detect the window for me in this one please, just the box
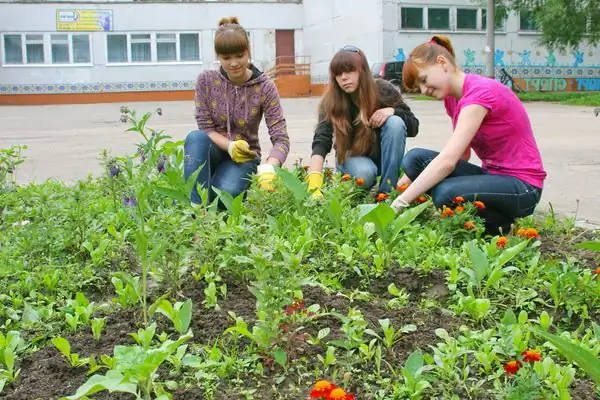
[3,34,23,64]
[428,8,450,30]
[25,34,44,64]
[106,33,201,64]
[482,9,506,31]
[72,34,91,63]
[520,10,538,31]
[51,34,69,63]
[107,35,127,62]
[457,8,478,30]
[131,34,151,62]
[157,33,176,62]
[401,7,424,29]
[2,33,90,65]
[180,33,200,61]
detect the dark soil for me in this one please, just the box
[3,259,598,399]
[540,228,599,270]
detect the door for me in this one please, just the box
[275,30,295,75]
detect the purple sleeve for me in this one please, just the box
[194,72,216,132]
[261,79,290,164]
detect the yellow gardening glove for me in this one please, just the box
[228,140,258,163]
[306,171,324,198]
[257,164,276,192]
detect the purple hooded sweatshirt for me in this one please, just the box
[194,64,290,165]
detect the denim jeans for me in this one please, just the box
[401,148,542,234]
[183,130,260,206]
[338,115,408,193]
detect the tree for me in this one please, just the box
[487,0,600,50]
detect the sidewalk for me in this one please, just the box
[1,98,598,225]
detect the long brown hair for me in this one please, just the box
[402,35,456,91]
[319,46,378,164]
[214,16,250,56]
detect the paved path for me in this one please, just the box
[1,98,598,225]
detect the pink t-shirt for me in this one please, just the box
[444,73,546,188]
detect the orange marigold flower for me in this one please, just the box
[376,192,389,202]
[397,183,409,192]
[454,205,465,213]
[464,221,476,230]
[328,387,355,400]
[355,178,365,186]
[441,206,454,218]
[521,349,542,363]
[310,380,335,398]
[342,174,351,181]
[516,228,526,237]
[416,195,427,204]
[504,360,522,375]
[525,228,539,239]
[497,236,508,248]
[303,165,310,171]
[473,200,485,210]
[453,196,465,203]
[595,267,600,275]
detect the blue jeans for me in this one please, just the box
[401,148,542,234]
[183,130,260,206]
[338,115,408,193]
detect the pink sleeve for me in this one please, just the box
[460,85,496,111]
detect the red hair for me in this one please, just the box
[402,35,456,91]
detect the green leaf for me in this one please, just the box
[273,348,287,368]
[277,168,308,203]
[51,337,71,357]
[154,186,189,204]
[575,241,600,252]
[466,241,489,286]
[389,200,431,242]
[530,326,600,385]
[495,239,529,268]
[403,350,424,378]
[63,370,137,399]
[177,299,192,335]
[358,203,396,240]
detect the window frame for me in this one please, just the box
[1,32,93,67]
[105,32,203,66]
[398,5,506,32]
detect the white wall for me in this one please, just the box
[0,2,303,85]
[302,0,383,82]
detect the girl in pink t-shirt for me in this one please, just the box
[391,35,547,235]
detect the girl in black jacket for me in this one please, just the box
[306,45,420,198]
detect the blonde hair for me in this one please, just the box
[402,35,456,91]
[215,16,250,56]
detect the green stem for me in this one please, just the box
[136,201,148,327]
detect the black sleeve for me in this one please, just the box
[393,102,420,138]
[311,112,334,157]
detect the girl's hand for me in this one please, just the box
[369,107,394,128]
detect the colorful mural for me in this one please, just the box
[462,46,600,92]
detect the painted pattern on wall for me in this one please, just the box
[460,46,600,92]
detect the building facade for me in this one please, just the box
[1,0,599,104]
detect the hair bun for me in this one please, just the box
[430,35,455,57]
[218,16,240,27]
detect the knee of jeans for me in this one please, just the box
[184,130,210,149]
[431,183,458,208]
[401,148,426,178]
[342,159,378,187]
[382,116,408,138]
[213,178,249,199]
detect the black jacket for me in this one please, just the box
[311,79,419,159]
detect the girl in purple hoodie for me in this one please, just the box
[184,16,290,206]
